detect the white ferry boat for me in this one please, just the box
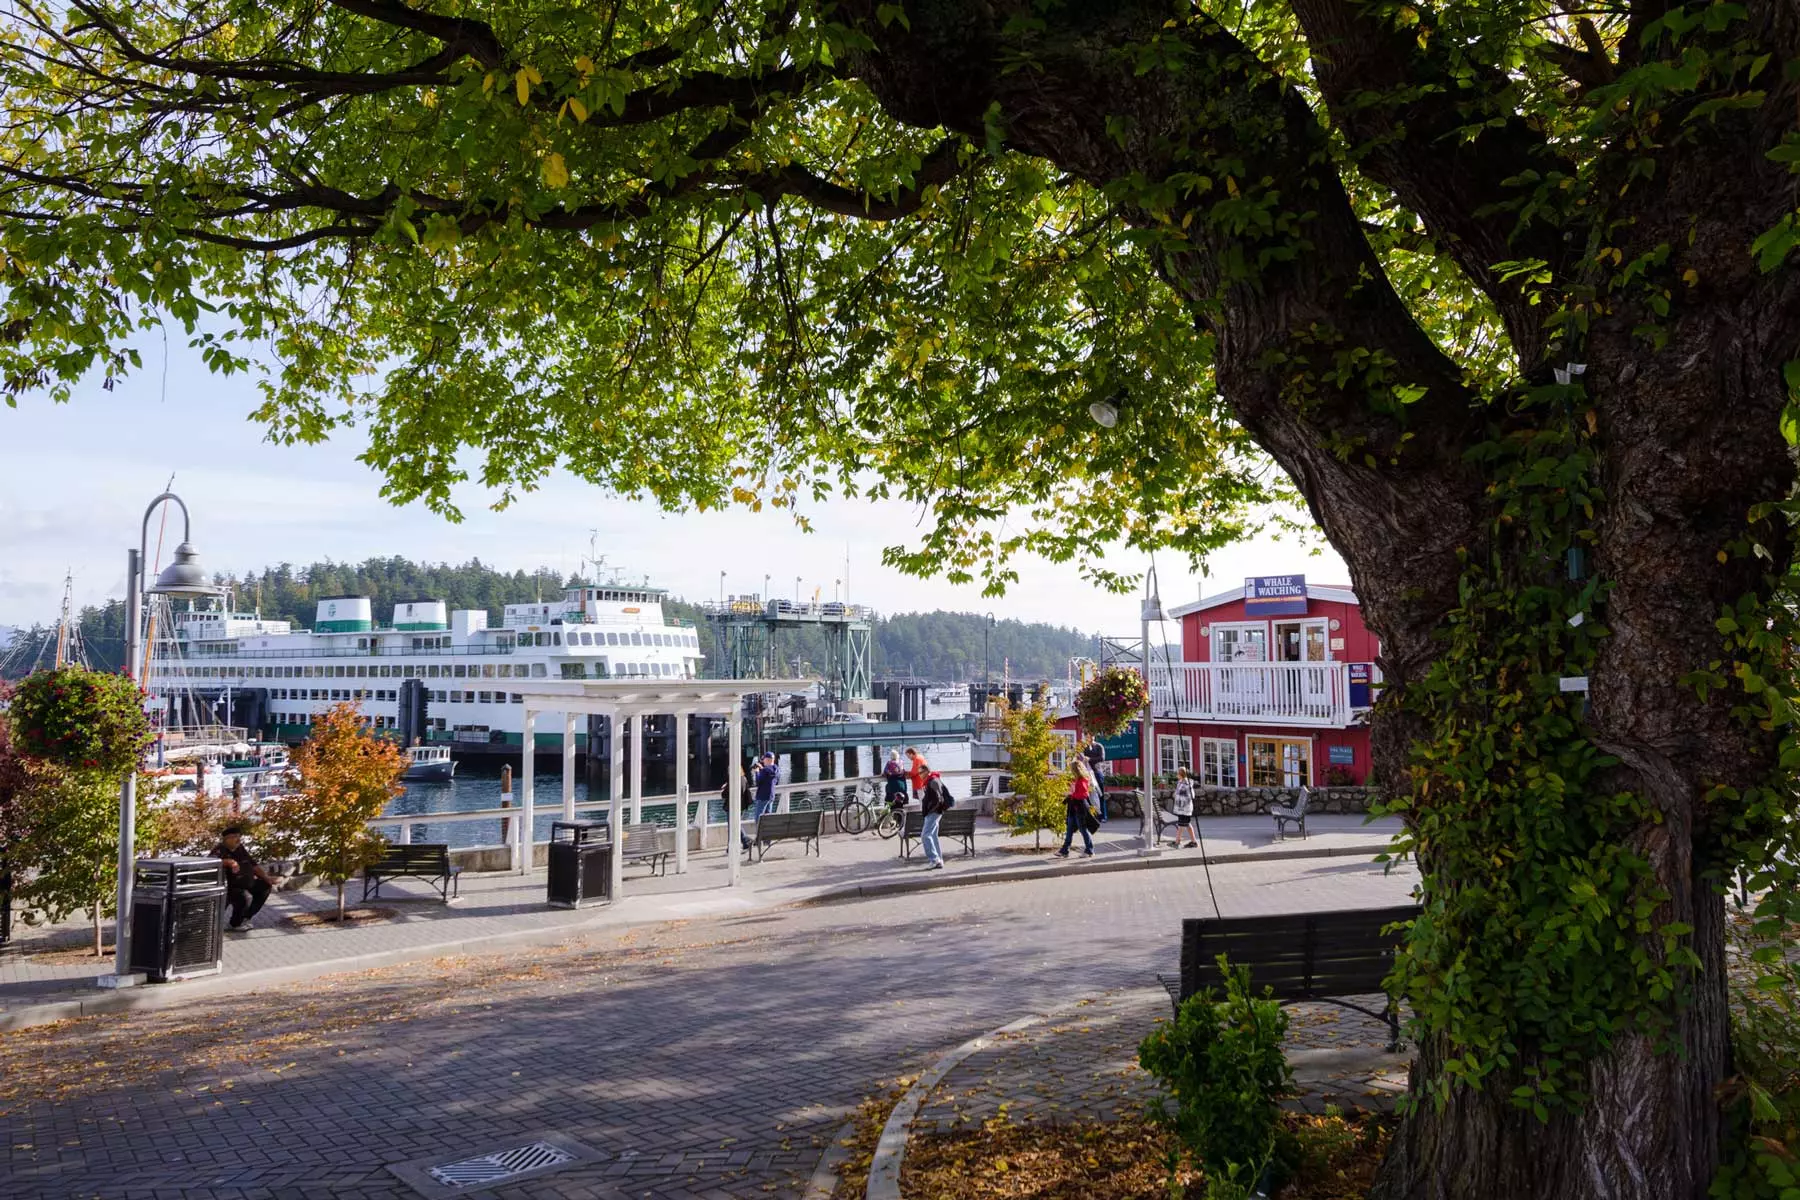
[144,583,704,753]
[402,744,455,782]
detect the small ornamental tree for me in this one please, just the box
[997,691,1068,851]
[7,667,150,775]
[260,704,403,920]
[0,698,29,945]
[12,765,164,957]
[1075,667,1150,740]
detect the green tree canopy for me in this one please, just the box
[5,3,1800,1198]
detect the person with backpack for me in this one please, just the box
[1171,766,1199,848]
[1057,756,1098,858]
[1084,736,1109,820]
[920,770,953,869]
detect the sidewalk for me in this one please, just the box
[0,814,1399,1030]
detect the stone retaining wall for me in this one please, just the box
[1148,785,1378,815]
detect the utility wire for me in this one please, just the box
[1147,553,1222,921]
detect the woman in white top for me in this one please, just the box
[1171,766,1199,848]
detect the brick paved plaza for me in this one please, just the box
[0,856,1417,1199]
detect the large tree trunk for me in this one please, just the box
[839,5,1800,1196]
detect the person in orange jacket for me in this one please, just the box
[905,746,931,801]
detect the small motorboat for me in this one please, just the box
[402,744,456,782]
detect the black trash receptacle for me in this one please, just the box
[547,820,612,908]
[128,857,226,983]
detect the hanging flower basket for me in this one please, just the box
[7,666,151,775]
[1075,667,1150,739]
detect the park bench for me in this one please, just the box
[1153,802,1184,843]
[1158,905,1420,1052]
[899,809,977,860]
[747,809,824,862]
[361,843,462,903]
[1270,787,1310,840]
[621,822,677,877]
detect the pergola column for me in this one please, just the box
[727,711,742,887]
[519,707,537,875]
[562,712,578,821]
[674,708,690,874]
[607,705,625,901]
[628,713,644,824]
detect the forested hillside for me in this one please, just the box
[3,558,1097,682]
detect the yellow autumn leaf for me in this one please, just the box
[1225,175,1239,197]
[543,153,569,188]
[568,96,588,123]
[515,68,531,106]
[1682,268,1699,286]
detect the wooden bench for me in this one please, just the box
[361,843,462,902]
[899,809,977,859]
[1270,788,1310,839]
[621,823,677,877]
[1158,905,1419,1051]
[1153,804,1183,843]
[747,810,824,861]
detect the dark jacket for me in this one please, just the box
[921,776,953,816]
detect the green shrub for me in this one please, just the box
[1712,955,1800,1199]
[1139,957,1293,1197]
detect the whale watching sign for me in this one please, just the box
[1244,575,1308,617]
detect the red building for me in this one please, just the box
[1068,577,1381,787]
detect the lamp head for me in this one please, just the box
[1088,400,1119,428]
[149,543,223,598]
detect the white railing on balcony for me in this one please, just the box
[1148,662,1351,727]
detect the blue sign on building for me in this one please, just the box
[1328,745,1355,766]
[1097,721,1141,764]
[1244,574,1308,617]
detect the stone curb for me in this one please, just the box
[0,839,1391,1034]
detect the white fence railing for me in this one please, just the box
[1148,662,1352,726]
[367,768,1014,853]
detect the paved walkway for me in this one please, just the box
[912,986,1409,1144]
[0,857,1419,1199]
[0,814,1397,1023]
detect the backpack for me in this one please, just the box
[938,779,955,808]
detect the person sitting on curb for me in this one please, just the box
[213,826,275,931]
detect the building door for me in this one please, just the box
[1272,620,1330,717]
[1248,737,1312,787]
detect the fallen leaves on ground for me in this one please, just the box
[903,1119,1197,1199]
[900,1109,1391,1200]
[280,906,398,928]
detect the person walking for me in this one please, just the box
[882,749,909,818]
[906,746,931,802]
[1084,736,1109,820]
[1057,756,1098,858]
[919,771,951,869]
[1171,766,1200,848]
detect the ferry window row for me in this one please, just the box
[515,629,698,649]
[170,658,699,685]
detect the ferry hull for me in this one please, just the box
[402,761,456,783]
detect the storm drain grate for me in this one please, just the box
[427,1141,575,1189]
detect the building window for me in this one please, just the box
[560,662,585,679]
[1247,737,1311,787]
[1050,730,1079,771]
[1199,738,1240,788]
[1213,624,1268,663]
[1157,735,1193,777]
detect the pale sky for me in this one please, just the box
[0,333,1345,637]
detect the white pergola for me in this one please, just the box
[510,679,808,897]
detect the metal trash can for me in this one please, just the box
[128,857,226,983]
[547,820,612,909]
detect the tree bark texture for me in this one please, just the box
[843,4,1800,1198]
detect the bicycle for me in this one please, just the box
[836,780,906,839]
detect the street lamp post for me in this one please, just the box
[984,613,995,698]
[719,570,727,604]
[101,492,222,987]
[1139,569,1166,859]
